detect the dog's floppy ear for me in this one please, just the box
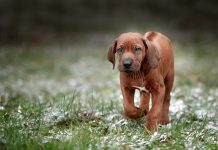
[143,39,160,69]
[107,41,117,69]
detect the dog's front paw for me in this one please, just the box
[124,107,145,119]
[145,115,158,132]
[139,106,148,116]
[158,117,170,125]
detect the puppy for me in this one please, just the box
[107,32,174,131]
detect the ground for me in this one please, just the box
[0,33,218,149]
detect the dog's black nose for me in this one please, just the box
[123,58,133,68]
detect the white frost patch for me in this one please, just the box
[113,118,128,126]
[195,109,207,118]
[170,99,186,113]
[209,88,218,98]
[106,113,128,131]
[150,132,159,141]
[150,132,171,143]
[191,87,204,100]
[206,121,218,131]
[100,131,150,148]
[42,129,73,143]
[166,123,172,128]
[105,112,122,122]
[195,109,215,119]
[43,107,65,124]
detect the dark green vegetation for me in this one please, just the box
[0,39,218,149]
[1,0,218,44]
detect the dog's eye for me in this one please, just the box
[135,47,142,52]
[117,47,123,53]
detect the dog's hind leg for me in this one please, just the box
[159,67,174,125]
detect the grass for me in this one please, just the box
[0,41,218,149]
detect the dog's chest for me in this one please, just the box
[131,80,158,93]
[130,76,150,92]
[130,75,159,93]
[132,85,149,93]
[121,72,158,92]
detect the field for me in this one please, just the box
[0,33,218,149]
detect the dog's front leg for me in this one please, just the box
[140,92,150,115]
[146,85,165,131]
[121,86,144,119]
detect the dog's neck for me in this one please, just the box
[126,70,151,93]
[128,68,151,81]
[128,70,144,80]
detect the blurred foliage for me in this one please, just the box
[0,0,218,44]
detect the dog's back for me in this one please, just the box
[144,32,174,78]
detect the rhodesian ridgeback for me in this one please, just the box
[107,32,174,131]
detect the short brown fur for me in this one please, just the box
[107,32,174,131]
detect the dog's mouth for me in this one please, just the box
[119,66,140,73]
[124,70,133,73]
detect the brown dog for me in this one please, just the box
[107,32,174,131]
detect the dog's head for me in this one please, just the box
[107,32,160,72]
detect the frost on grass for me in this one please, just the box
[42,129,73,143]
[206,121,218,131]
[98,84,218,148]
[1,56,117,98]
[190,87,217,119]
[69,57,119,92]
[1,49,218,149]
[43,107,66,125]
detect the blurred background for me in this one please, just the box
[0,0,218,93]
[0,1,218,148]
[0,0,218,45]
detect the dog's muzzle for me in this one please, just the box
[123,58,133,69]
